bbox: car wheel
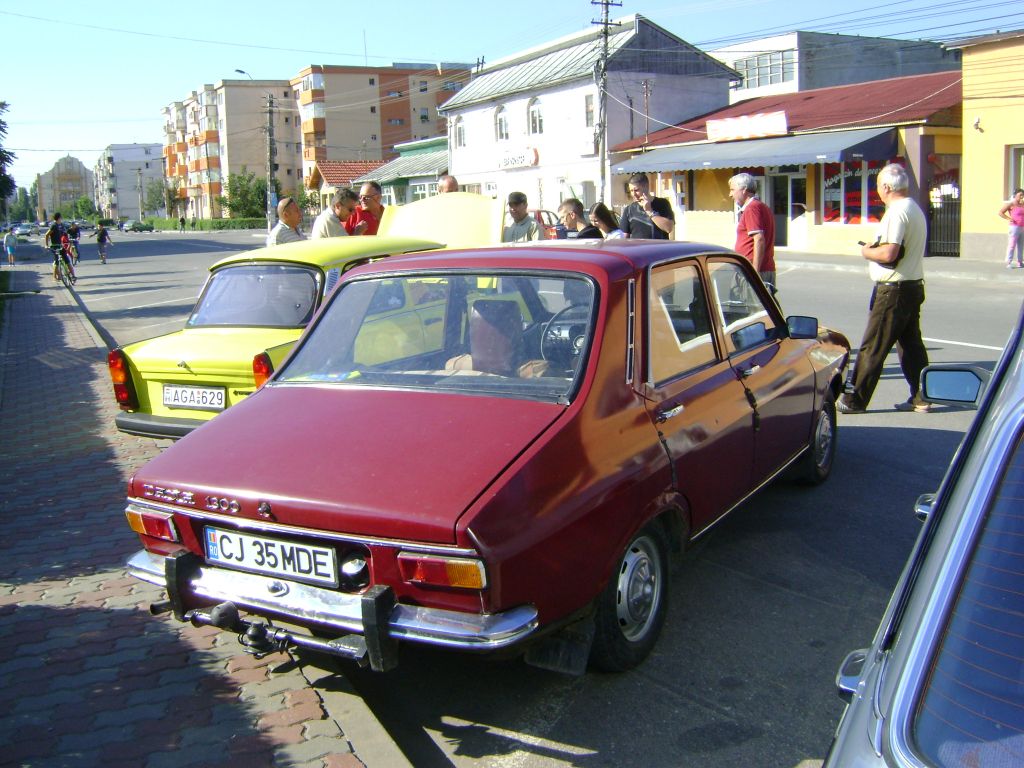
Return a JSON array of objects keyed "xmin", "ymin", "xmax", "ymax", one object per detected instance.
[
  {"xmin": 590, "ymin": 522, "xmax": 669, "ymax": 672},
  {"xmin": 798, "ymin": 397, "xmax": 837, "ymax": 485}
]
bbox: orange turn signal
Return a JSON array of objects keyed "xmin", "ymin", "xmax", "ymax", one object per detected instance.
[
  {"xmin": 125, "ymin": 507, "xmax": 179, "ymax": 542},
  {"xmin": 397, "ymin": 553, "xmax": 486, "ymax": 590}
]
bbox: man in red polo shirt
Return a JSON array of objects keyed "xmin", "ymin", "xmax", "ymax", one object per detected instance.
[
  {"xmin": 729, "ymin": 173, "xmax": 776, "ymax": 292},
  {"xmin": 346, "ymin": 181, "xmax": 385, "ymax": 235}
]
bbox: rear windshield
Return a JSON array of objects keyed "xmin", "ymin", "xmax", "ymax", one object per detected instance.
[
  {"xmin": 914, "ymin": 429, "xmax": 1024, "ymax": 765},
  {"xmin": 276, "ymin": 272, "xmax": 596, "ymax": 404},
  {"xmin": 188, "ymin": 264, "xmax": 321, "ymax": 328}
]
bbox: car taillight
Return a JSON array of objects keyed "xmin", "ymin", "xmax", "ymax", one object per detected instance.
[
  {"xmin": 397, "ymin": 553, "xmax": 487, "ymax": 589},
  {"xmin": 107, "ymin": 348, "xmax": 138, "ymax": 410},
  {"xmin": 253, "ymin": 352, "xmax": 273, "ymax": 388},
  {"xmin": 125, "ymin": 506, "xmax": 179, "ymax": 542}
]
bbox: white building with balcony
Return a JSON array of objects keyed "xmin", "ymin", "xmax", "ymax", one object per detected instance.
[
  {"xmin": 94, "ymin": 143, "xmax": 163, "ymax": 221},
  {"xmin": 439, "ymin": 14, "xmax": 737, "ymax": 214}
]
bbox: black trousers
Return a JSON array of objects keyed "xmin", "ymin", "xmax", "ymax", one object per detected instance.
[{"xmin": 847, "ymin": 281, "xmax": 928, "ymax": 408}]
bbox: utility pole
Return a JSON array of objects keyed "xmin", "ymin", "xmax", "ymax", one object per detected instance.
[
  {"xmin": 265, "ymin": 93, "xmax": 276, "ymax": 233},
  {"xmin": 592, "ymin": 0, "xmax": 621, "ymax": 203},
  {"xmin": 137, "ymin": 168, "xmax": 143, "ymax": 219},
  {"xmin": 642, "ymin": 79, "xmax": 650, "ymax": 145}
]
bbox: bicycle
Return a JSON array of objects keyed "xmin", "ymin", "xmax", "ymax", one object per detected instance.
[
  {"xmin": 51, "ymin": 245, "xmax": 77, "ymax": 288},
  {"xmin": 69, "ymin": 237, "xmax": 81, "ymax": 265}
]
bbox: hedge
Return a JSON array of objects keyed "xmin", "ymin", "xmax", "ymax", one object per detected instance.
[{"xmin": 146, "ymin": 217, "xmax": 268, "ymax": 231}]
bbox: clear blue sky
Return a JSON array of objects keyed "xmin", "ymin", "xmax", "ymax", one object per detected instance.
[{"xmin": 2, "ymin": 0, "xmax": 1011, "ymax": 189}]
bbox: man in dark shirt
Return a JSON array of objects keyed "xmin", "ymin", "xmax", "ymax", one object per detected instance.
[
  {"xmin": 620, "ymin": 173, "xmax": 674, "ymax": 239},
  {"xmin": 558, "ymin": 198, "xmax": 602, "ymax": 239}
]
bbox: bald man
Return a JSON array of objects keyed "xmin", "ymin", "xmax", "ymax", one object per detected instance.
[
  {"xmin": 266, "ymin": 197, "xmax": 306, "ymax": 246},
  {"xmin": 438, "ymin": 175, "xmax": 459, "ymax": 193}
]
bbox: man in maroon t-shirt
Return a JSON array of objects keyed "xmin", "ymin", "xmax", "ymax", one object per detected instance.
[
  {"xmin": 345, "ymin": 181, "xmax": 385, "ymax": 235},
  {"xmin": 729, "ymin": 173, "xmax": 776, "ymax": 292}
]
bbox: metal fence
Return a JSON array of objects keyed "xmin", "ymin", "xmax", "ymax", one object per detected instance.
[{"xmin": 928, "ymin": 196, "xmax": 961, "ymax": 258}]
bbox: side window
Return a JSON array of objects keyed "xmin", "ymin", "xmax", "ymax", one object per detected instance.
[
  {"xmin": 648, "ymin": 263, "xmax": 717, "ymax": 384},
  {"xmin": 366, "ymin": 280, "xmax": 406, "ymax": 315},
  {"xmin": 708, "ymin": 261, "xmax": 776, "ymax": 354}
]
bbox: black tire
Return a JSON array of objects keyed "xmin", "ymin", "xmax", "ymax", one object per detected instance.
[
  {"xmin": 798, "ymin": 397, "xmax": 837, "ymax": 485},
  {"xmin": 58, "ymin": 259, "xmax": 71, "ymax": 289},
  {"xmin": 590, "ymin": 521, "xmax": 669, "ymax": 672}
]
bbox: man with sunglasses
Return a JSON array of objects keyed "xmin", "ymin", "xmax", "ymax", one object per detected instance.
[
  {"xmin": 311, "ymin": 189, "xmax": 358, "ymax": 239},
  {"xmin": 346, "ymin": 181, "xmax": 385, "ymax": 236}
]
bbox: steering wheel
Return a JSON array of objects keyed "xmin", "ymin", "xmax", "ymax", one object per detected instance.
[{"xmin": 541, "ymin": 305, "xmax": 590, "ymax": 366}]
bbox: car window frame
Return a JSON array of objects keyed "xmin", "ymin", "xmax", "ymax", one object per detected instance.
[
  {"xmin": 704, "ymin": 258, "xmax": 781, "ymax": 357},
  {"xmin": 645, "ymin": 257, "xmax": 722, "ymax": 387}
]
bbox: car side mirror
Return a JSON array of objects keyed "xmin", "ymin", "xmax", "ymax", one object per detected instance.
[
  {"xmin": 920, "ymin": 365, "xmax": 990, "ymax": 409},
  {"xmin": 786, "ymin": 315, "xmax": 818, "ymax": 340}
]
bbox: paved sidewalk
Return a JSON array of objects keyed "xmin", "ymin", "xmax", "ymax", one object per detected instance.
[{"xmin": 0, "ymin": 263, "xmax": 365, "ymax": 768}]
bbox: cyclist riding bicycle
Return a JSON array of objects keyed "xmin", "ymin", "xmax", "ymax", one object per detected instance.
[
  {"xmin": 67, "ymin": 221, "xmax": 81, "ymax": 265},
  {"xmin": 45, "ymin": 213, "xmax": 75, "ymax": 283}
]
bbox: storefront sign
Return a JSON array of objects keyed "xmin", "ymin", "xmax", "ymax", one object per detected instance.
[
  {"xmin": 498, "ymin": 147, "xmax": 539, "ymax": 170},
  {"xmin": 706, "ymin": 111, "xmax": 788, "ymax": 142}
]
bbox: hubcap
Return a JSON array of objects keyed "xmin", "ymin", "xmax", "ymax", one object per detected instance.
[
  {"xmin": 814, "ymin": 408, "xmax": 834, "ymax": 470},
  {"xmin": 615, "ymin": 535, "xmax": 662, "ymax": 641}
]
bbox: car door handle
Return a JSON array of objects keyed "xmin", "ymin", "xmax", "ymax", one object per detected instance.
[
  {"xmin": 656, "ymin": 404, "xmax": 685, "ymax": 423},
  {"xmin": 741, "ymin": 365, "xmax": 761, "ymax": 378}
]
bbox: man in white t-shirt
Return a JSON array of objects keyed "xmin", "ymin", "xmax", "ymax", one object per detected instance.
[
  {"xmin": 310, "ymin": 190, "xmax": 357, "ymax": 239},
  {"xmin": 838, "ymin": 163, "xmax": 929, "ymax": 415}
]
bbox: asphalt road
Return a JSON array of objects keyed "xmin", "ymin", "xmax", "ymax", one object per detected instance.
[{"xmin": 49, "ymin": 230, "xmax": 1024, "ymax": 767}]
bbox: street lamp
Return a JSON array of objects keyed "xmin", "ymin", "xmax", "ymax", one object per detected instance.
[{"xmin": 236, "ymin": 68, "xmax": 275, "ymax": 234}]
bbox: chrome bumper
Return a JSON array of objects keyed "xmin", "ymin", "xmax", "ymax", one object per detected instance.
[{"xmin": 127, "ymin": 549, "xmax": 538, "ymax": 651}]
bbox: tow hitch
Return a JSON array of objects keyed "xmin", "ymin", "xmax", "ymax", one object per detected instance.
[{"xmin": 149, "ymin": 550, "xmax": 399, "ymax": 671}]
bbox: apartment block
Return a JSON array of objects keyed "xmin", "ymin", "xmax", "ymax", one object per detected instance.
[
  {"xmin": 37, "ymin": 156, "xmax": 94, "ymax": 221},
  {"xmin": 291, "ymin": 63, "xmax": 471, "ymax": 184},
  {"xmin": 163, "ymin": 80, "xmax": 301, "ymax": 220},
  {"xmin": 94, "ymin": 143, "xmax": 163, "ymax": 220}
]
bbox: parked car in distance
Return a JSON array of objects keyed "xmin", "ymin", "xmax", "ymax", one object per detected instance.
[
  {"xmin": 531, "ymin": 209, "xmax": 567, "ymax": 239},
  {"xmin": 825, "ymin": 303, "xmax": 1024, "ymax": 766},
  {"xmin": 123, "ymin": 220, "xmax": 154, "ymax": 232},
  {"xmin": 124, "ymin": 239, "xmax": 850, "ymax": 674},
  {"xmin": 13, "ymin": 223, "xmax": 35, "ymax": 236}
]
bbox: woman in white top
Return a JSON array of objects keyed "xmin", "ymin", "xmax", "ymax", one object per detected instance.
[{"xmin": 589, "ymin": 202, "xmax": 625, "ymax": 239}]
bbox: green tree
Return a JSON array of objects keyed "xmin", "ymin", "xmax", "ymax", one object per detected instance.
[
  {"xmin": 0, "ymin": 102, "xmax": 16, "ymax": 219},
  {"xmin": 9, "ymin": 187, "xmax": 31, "ymax": 221},
  {"xmin": 73, "ymin": 196, "xmax": 96, "ymax": 219},
  {"xmin": 216, "ymin": 168, "xmax": 280, "ymax": 219},
  {"xmin": 293, "ymin": 185, "xmax": 318, "ymax": 216},
  {"xmin": 144, "ymin": 179, "xmax": 166, "ymax": 216}
]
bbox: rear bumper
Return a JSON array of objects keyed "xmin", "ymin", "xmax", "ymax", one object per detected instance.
[
  {"xmin": 127, "ymin": 549, "xmax": 539, "ymax": 651},
  {"xmin": 115, "ymin": 411, "xmax": 204, "ymax": 440}
]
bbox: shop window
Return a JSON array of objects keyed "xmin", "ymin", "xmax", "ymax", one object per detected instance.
[{"xmin": 823, "ymin": 161, "xmax": 883, "ymax": 224}]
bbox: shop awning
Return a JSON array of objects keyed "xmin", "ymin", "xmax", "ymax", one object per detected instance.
[
  {"xmin": 613, "ymin": 127, "xmax": 897, "ymax": 174},
  {"xmin": 354, "ymin": 149, "xmax": 448, "ymax": 185}
]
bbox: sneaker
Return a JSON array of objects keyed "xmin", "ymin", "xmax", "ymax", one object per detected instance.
[
  {"xmin": 894, "ymin": 398, "xmax": 931, "ymax": 413},
  {"xmin": 837, "ymin": 398, "xmax": 866, "ymax": 415}
]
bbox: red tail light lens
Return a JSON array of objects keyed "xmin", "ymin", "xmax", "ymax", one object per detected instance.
[
  {"xmin": 125, "ymin": 506, "xmax": 179, "ymax": 542},
  {"xmin": 253, "ymin": 352, "xmax": 273, "ymax": 388},
  {"xmin": 107, "ymin": 348, "xmax": 138, "ymax": 410},
  {"xmin": 397, "ymin": 553, "xmax": 486, "ymax": 590}
]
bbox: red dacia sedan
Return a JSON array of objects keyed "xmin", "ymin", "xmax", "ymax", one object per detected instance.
[{"xmin": 124, "ymin": 240, "xmax": 850, "ymax": 674}]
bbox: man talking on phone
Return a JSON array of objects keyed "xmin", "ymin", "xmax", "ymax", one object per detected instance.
[
  {"xmin": 838, "ymin": 163, "xmax": 929, "ymax": 415},
  {"xmin": 621, "ymin": 173, "xmax": 674, "ymax": 239}
]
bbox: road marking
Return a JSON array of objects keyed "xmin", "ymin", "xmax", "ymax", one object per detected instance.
[
  {"xmin": 924, "ymin": 336, "xmax": 1003, "ymax": 352},
  {"xmin": 83, "ymin": 288, "xmax": 166, "ymax": 303},
  {"xmin": 124, "ymin": 296, "xmax": 196, "ymax": 311}
]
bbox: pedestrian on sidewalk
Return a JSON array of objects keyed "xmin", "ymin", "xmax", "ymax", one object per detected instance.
[
  {"xmin": 838, "ymin": 163, "xmax": 930, "ymax": 415},
  {"xmin": 178, "ymin": 215, "xmax": 186, "ymax": 233},
  {"xmin": 3, "ymin": 227, "xmax": 16, "ymax": 266},
  {"xmin": 999, "ymin": 188, "xmax": 1024, "ymax": 269},
  {"xmin": 729, "ymin": 173, "xmax": 777, "ymax": 293}
]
